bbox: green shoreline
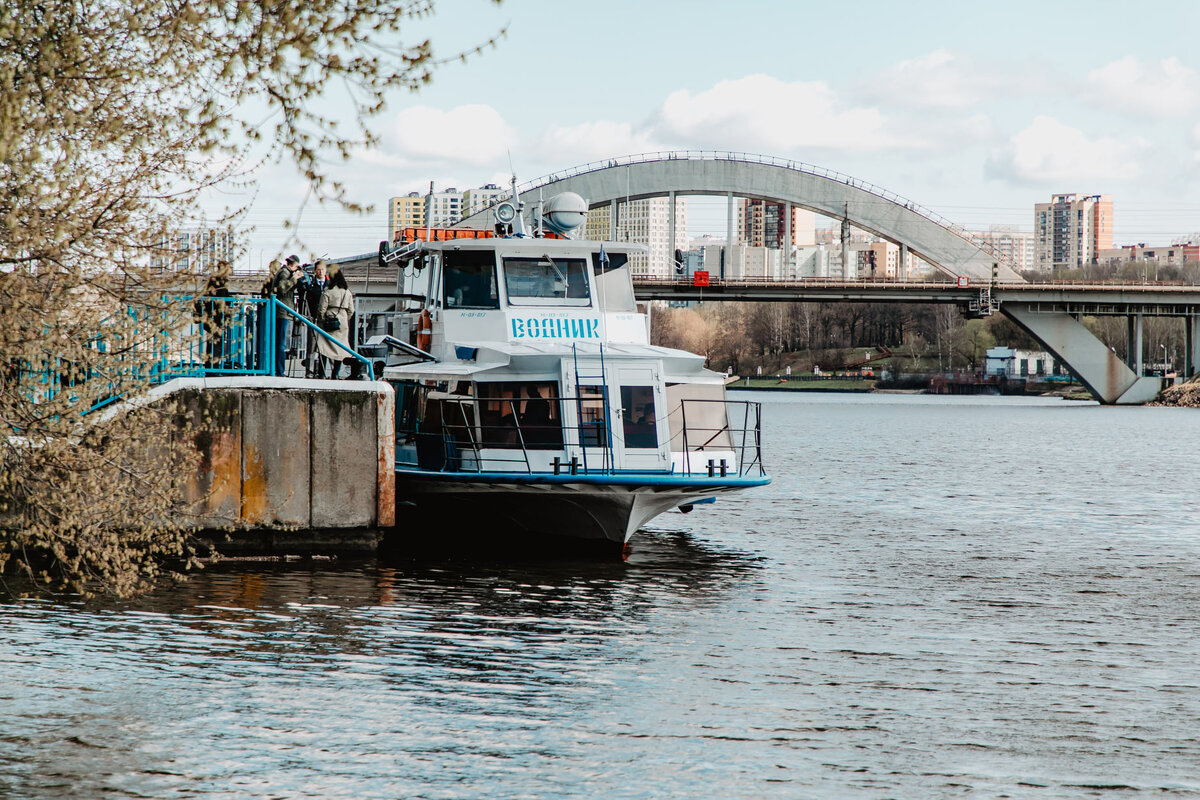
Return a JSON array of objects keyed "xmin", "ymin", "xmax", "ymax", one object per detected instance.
[{"xmin": 727, "ymin": 379, "xmax": 876, "ymax": 393}]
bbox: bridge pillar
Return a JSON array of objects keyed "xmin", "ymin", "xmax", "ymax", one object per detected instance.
[
  {"xmin": 840, "ymin": 204, "xmax": 850, "ymax": 280},
  {"xmin": 1125, "ymin": 315, "xmax": 1136, "ymax": 370},
  {"xmin": 900, "ymin": 243, "xmax": 909, "ymax": 281},
  {"xmin": 1187, "ymin": 315, "xmax": 1200, "ymax": 377},
  {"xmin": 726, "ymin": 192, "xmax": 734, "ymax": 280},
  {"xmin": 668, "ymin": 190, "xmax": 676, "ymax": 275},
  {"xmin": 609, "ymin": 199, "xmax": 617, "ymax": 241},
  {"xmin": 1134, "ymin": 313, "xmax": 1145, "ymax": 375},
  {"xmin": 1004, "ymin": 305, "xmax": 1161, "ymax": 405},
  {"xmin": 784, "ymin": 201, "xmax": 791, "ymax": 278}
]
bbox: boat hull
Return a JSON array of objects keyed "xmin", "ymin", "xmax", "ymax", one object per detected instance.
[{"xmin": 390, "ymin": 468, "xmax": 769, "ymax": 554}]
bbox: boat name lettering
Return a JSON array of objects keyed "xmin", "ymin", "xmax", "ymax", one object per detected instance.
[{"xmin": 511, "ymin": 317, "xmax": 600, "ymax": 339}]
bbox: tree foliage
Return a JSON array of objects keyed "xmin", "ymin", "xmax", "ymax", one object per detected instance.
[
  {"xmin": 651, "ymin": 301, "xmax": 1039, "ymax": 374},
  {"xmin": 0, "ymin": 1, "xmax": 498, "ymax": 596}
]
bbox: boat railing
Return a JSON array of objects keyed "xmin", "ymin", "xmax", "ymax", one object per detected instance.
[
  {"xmin": 672, "ymin": 398, "xmax": 766, "ymax": 478},
  {"xmin": 399, "ymin": 394, "xmax": 765, "ymax": 478}
]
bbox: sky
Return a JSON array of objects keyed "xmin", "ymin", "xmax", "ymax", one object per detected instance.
[{"xmin": 227, "ymin": 0, "xmax": 1200, "ymax": 267}]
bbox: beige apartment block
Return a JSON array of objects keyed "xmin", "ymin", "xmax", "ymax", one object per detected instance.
[
  {"xmin": 387, "ymin": 193, "xmax": 426, "ymax": 240},
  {"xmin": 1034, "ymin": 193, "xmax": 1113, "ymax": 272}
]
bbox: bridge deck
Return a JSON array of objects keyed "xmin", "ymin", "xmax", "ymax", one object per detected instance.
[{"xmin": 631, "ymin": 277, "xmax": 1200, "ymax": 315}]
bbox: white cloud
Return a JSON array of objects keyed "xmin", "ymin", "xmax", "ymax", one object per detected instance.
[
  {"xmin": 1087, "ymin": 57, "xmax": 1200, "ymax": 117},
  {"xmin": 534, "ymin": 121, "xmax": 661, "ymax": 165},
  {"xmin": 651, "ymin": 74, "xmax": 914, "ymax": 152},
  {"xmin": 986, "ymin": 116, "xmax": 1145, "ymax": 184},
  {"xmin": 867, "ymin": 50, "xmax": 994, "ymax": 111},
  {"xmin": 386, "ymin": 104, "xmax": 515, "ymax": 165}
]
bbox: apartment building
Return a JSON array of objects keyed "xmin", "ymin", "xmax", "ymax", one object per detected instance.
[
  {"xmin": 1033, "ymin": 193, "xmax": 1114, "ymax": 272},
  {"xmin": 150, "ymin": 226, "xmax": 236, "ymax": 273},
  {"xmin": 584, "ymin": 197, "xmax": 689, "ymax": 276},
  {"xmin": 737, "ymin": 199, "xmax": 816, "ymax": 249},
  {"xmin": 968, "ymin": 225, "xmax": 1034, "ymax": 273},
  {"xmin": 387, "ymin": 193, "xmax": 425, "ymax": 239},
  {"xmin": 462, "ymin": 183, "xmax": 506, "ymax": 218}
]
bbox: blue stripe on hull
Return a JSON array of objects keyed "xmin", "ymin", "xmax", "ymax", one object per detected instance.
[{"xmin": 394, "ymin": 466, "xmax": 770, "ymax": 490}]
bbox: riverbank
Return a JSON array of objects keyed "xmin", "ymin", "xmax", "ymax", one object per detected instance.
[
  {"xmin": 1150, "ymin": 378, "xmax": 1200, "ymax": 407},
  {"xmin": 729, "ymin": 377, "xmax": 875, "ymax": 392},
  {"xmin": 728, "ymin": 376, "xmax": 1094, "ymax": 400}
]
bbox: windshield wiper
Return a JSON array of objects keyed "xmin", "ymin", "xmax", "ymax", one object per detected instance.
[{"xmin": 543, "ymin": 254, "xmax": 566, "ymax": 283}]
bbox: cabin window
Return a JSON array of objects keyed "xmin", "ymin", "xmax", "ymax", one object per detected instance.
[
  {"xmin": 503, "ymin": 257, "xmax": 591, "ymax": 306},
  {"xmin": 591, "ymin": 252, "xmax": 636, "ymax": 312},
  {"xmin": 443, "ymin": 250, "xmax": 499, "ymax": 309},
  {"xmin": 621, "ymin": 385, "xmax": 658, "ymax": 448},
  {"xmin": 476, "ymin": 381, "xmax": 563, "ymax": 450},
  {"xmin": 591, "ymin": 251, "xmax": 629, "ymax": 272}
]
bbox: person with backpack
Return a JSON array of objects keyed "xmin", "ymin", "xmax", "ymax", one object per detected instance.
[{"xmin": 315, "ymin": 266, "xmax": 355, "ymax": 378}]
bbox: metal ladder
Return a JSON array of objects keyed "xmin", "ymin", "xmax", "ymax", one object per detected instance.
[{"xmin": 571, "ymin": 342, "xmax": 614, "ymax": 474}]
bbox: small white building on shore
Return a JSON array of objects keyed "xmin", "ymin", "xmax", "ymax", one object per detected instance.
[{"xmin": 985, "ymin": 347, "xmax": 1066, "ymax": 378}]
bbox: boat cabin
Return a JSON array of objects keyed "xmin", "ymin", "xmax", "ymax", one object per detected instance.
[{"xmin": 383, "ymin": 236, "xmax": 759, "ymax": 480}]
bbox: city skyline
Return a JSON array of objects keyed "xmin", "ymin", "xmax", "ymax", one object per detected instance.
[{"xmin": 223, "ymin": 0, "xmax": 1200, "ymax": 266}]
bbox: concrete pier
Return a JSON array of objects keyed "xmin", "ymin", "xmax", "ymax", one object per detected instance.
[{"xmin": 158, "ymin": 378, "xmax": 395, "ymax": 554}]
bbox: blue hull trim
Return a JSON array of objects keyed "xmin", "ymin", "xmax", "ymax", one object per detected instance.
[{"xmin": 393, "ymin": 466, "xmax": 770, "ymax": 489}]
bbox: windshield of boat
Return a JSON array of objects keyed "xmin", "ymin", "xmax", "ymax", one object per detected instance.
[
  {"xmin": 443, "ymin": 250, "xmax": 499, "ymax": 309},
  {"xmin": 590, "ymin": 251, "xmax": 636, "ymax": 312},
  {"xmin": 503, "ymin": 256, "xmax": 591, "ymax": 306}
]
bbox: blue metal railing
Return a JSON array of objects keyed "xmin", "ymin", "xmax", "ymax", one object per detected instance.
[{"xmin": 17, "ymin": 296, "xmax": 371, "ymax": 414}]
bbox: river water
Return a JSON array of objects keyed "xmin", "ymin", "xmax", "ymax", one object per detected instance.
[{"xmin": 3, "ymin": 392, "xmax": 1200, "ymax": 799}]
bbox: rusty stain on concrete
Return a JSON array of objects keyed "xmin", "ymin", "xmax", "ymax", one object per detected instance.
[
  {"xmin": 377, "ymin": 390, "xmax": 396, "ymax": 527},
  {"xmin": 242, "ymin": 444, "xmax": 268, "ymax": 522}
]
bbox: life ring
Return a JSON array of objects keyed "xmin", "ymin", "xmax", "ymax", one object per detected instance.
[{"xmin": 416, "ymin": 308, "xmax": 433, "ymax": 352}]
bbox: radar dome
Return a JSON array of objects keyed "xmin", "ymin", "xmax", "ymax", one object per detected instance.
[{"xmin": 542, "ymin": 192, "xmax": 588, "ymax": 236}]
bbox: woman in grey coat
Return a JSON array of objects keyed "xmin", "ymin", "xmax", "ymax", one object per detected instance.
[{"xmin": 316, "ymin": 267, "xmax": 355, "ymax": 378}]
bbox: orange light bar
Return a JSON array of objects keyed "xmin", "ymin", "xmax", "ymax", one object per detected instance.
[
  {"xmin": 393, "ymin": 227, "xmax": 567, "ymax": 243},
  {"xmin": 397, "ymin": 227, "xmax": 493, "ymax": 242}
]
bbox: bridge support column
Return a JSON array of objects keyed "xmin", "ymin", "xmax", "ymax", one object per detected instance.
[
  {"xmin": 726, "ymin": 192, "xmax": 734, "ymax": 280},
  {"xmin": 1134, "ymin": 313, "xmax": 1145, "ymax": 375},
  {"xmin": 668, "ymin": 190, "xmax": 676, "ymax": 276},
  {"xmin": 609, "ymin": 199, "xmax": 617, "ymax": 241},
  {"xmin": 1005, "ymin": 305, "xmax": 1161, "ymax": 404},
  {"xmin": 900, "ymin": 243, "xmax": 908, "ymax": 281},
  {"xmin": 784, "ymin": 202, "xmax": 792, "ymax": 278},
  {"xmin": 840, "ymin": 204, "xmax": 850, "ymax": 280},
  {"xmin": 1187, "ymin": 315, "xmax": 1200, "ymax": 377}
]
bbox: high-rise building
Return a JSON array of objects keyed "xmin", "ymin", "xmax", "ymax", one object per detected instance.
[
  {"xmin": 462, "ymin": 183, "xmax": 506, "ymax": 218},
  {"xmin": 387, "ymin": 193, "xmax": 425, "ymax": 239},
  {"xmin": 151, "ymin": 226, "xmax": 235, "ymax": 273},
  {"xmin": 968, "ymin": 225, "xmax": 1035, "ymax": 274},
  {"xmin": 584, "ymin": 197, "xmax": 688, "ymax": 276},
  {"xmin": 737, "ymin": 200, "xmax": 816, "ymax": 248},
  {"xmin": 428, "ymin": 188, "xmax": 463, "ymax": 228},
  {"xmin": 1033, "ymin": 193, "xmax": 1114, "ymax": 272}
]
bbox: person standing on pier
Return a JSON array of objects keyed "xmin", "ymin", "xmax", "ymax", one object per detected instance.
[
  {"xmin": 303, "ymin": 259, "xmax": 331, "ymax": 377},
  {"xmin": 316, "ymin": 266, "xmax": 355, "ymax": 378},
  {"xmin": 268, "ymin": 254, "xmax": 307, "ymax": 377}
]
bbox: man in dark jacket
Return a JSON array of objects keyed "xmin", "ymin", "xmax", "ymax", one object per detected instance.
[
  {"xmin": 303, "ymin": 260, "xmax": 331, "ymax": 377},
  {"xmin": 268, "ymin": 254, "xmax": 307, "ymax": 376}
]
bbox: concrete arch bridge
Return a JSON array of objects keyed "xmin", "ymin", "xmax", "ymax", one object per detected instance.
[
  {"xmin": 452, "ymin": 152, "xmax": 1200, "ymax": 404},
  {"xmin": 458, "ymin": 150, "xmax": 1023, "ymax": 283}
]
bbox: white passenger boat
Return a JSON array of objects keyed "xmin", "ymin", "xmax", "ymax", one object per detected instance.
[{"xmin": 372, "ymin": 190, "xmax": 768, "ymax": 557}]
